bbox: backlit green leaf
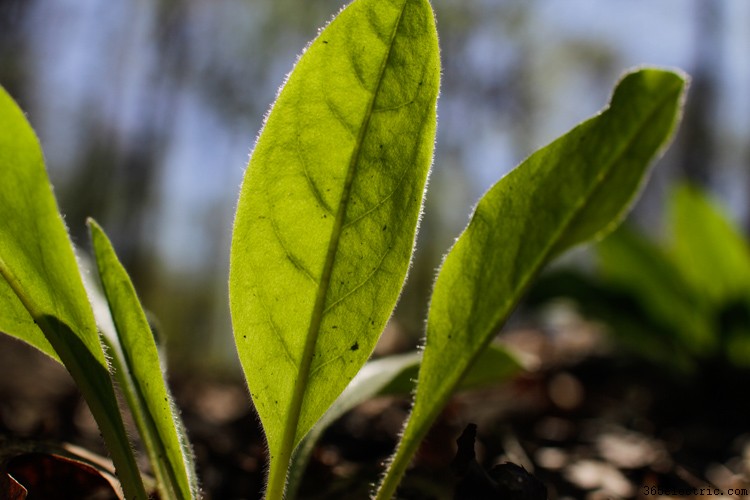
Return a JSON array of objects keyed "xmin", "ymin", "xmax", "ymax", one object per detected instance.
[
  {"xmin": 89, "ymin": 219, "xmax": 198, "ymax": 500},
  {"xmin": 0, "ymin": 86, "xmax": 147, "ymax": 499},
  {"xmin": 376, "ymin": 69, "xmax": 687, "ymax": 498},
  {"xmin": 228, "ymin": 0, "xmax": 439, "ymax": 496}
]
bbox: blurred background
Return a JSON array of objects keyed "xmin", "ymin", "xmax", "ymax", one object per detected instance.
[{"xmin": 1, "ymin": 0, "xmax": 749, "ymax": 375}]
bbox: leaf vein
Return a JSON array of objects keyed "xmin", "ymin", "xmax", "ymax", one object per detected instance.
[
  {"xmin": 269, "ymin": 216, "xmax": 318, "ymax": 284},
  {"xmin": 280, "ymin": 0, "xmax": 410, "ymax": 458},
  {"xmin": 296, "ymin": 134, "xmax": 335, "ymax": 215},
  {"xmin": 344, "ymin": 162, "xmax": 409, "ymax": 229},
  {"xmin": 324, "ymin": 244, "xmax": 392, "ymax": 315},
  {"xmin": 324, "ymin": 94, "xmax": 357, "ymax": 136},
  {"xmin": 252, "ymin": 281, "xmax": 297, "ymax": 365}
]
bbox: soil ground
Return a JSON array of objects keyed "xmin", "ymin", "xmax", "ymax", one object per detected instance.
[{"xmin": 2, "ymin": 316, "xmax": 750, "ymax": 500}]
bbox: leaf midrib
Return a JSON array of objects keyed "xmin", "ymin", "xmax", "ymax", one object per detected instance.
[{"xmin": 280, "ymin": 0, "xmax": 410, "ymax": 452}]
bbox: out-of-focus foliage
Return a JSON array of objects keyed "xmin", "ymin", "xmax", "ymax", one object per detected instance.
[{"xmin": 529, "ymin": 184, "xmax": 750, "ymax": 371}]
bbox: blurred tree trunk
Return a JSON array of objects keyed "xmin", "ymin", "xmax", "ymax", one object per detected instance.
[
  {"xmin": 677, "ymin": 0, "xmax": 721, "ymax": 187},
  {"xmin": 0, "ymin": 0, "xmax": 34, "ymax": 104}
]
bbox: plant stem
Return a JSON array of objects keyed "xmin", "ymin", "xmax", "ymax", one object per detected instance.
[{"xmin": 372, "ymin": 406, "xmax": 434, "ymax": 500}]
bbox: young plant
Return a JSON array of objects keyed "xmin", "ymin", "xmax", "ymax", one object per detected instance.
[
  {"xmin": 0, "ymin": 0, "xmax": 686, "ymax": 499},
  {"xmin": 228, "ymin": 0, "xmax": 686, "ymax": 498}
]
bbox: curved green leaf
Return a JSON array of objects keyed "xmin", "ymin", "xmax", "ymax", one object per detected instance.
[
  {"xmin": 287, "ymin": 344, "xmax": 521, "ymax": 498},
  {"xmin": 0, "ymin": 87, "xmax": 147, "ymax": 499},
  {"xmin": 375, "ymin": 68, "xmax": 687, "ymax": 498},
  {"xmin": 229, "ymin": 0, "xmax": 439, "ymax": 496},
  {"xmin": 89, "ymin": 219, "xmax": 198, "ymax": 500}
]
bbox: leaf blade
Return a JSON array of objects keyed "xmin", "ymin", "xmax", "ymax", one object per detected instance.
[
  {"xmin": 0, "ymin": 86, "xmax": 147, "ymax": 500},
  {"xmin": 376, "ymin": 68, "xmax": 687, "ymax": 499},
  {"xmin": 89, "ymin": 219, "xmax": 198, "ymax": 500},
  {"xmin": 229, "ymin": 0, "xmax": 439, "ymax": 495},
  {"xmin": 0, "ymin": 84, "xmax": 100, "ymax": 362}
]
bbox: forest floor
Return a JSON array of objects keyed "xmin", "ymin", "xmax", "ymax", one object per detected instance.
[{"xmin": 2, "ymin": 312, "xmax": 750, "ymax": 500}]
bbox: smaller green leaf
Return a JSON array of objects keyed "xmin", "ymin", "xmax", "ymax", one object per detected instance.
[
  {"xmin": 286, "ymin": 344, "xmax": 521, "ymax": 499},
  {"xmin": 375, "ymin": 68, "xmax": 687, "ymax": 499},
  {"xmin": 669, "ymin": 184, "xmax": 750, "ymax": 305},
  {"xmin": 88, "ymin": 219, "xmax": 198, "ymax": 500}
]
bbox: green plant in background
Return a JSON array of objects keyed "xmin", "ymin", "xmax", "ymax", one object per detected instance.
[
  {"xmin": 530, "ymin": 184, "xmax": 750, "ymax": 372},
  {"xmin": 0, "ymin": 0, "xmax": 686, "ymax": 498}
]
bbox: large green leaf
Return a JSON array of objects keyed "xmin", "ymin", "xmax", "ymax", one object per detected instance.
[
  {"xmin": 88, "ymin": 219, "xmax": 198, "ymax": 500},
  {"xmin": 228, "ymin": 0, "xmax": 439, "ymax": 496},
  {"xmin": 0, "ymin": 86, "xmax": 147, "ymax": 499},
  {"xmin": 375, "ymin": 68, "xmax": 687, "ymax": 498}
]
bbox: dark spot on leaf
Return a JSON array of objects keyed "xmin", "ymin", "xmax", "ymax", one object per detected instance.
[
  {"xmin": 323, "ymin": 40, "xmax": 328, "ymax": 44},
  {"xmin": 332, "ymin": 325, "xmax": 338, "ymax": 329},
  {"xmin": 350, "ymin": 342, "xmax": 359, "ymax": 351},
  {"xmin": 382, "ymin": 224, "xmax": 387, "ymax": 231}
]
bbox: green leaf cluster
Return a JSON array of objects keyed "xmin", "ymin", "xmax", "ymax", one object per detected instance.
[
  {"xmin": 0, "ymin": 0, "xmax": 688, "ymax": 498},
  {"xmin": 0, "ymin": 86, "xmax": 196, "ymax": 499}
]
